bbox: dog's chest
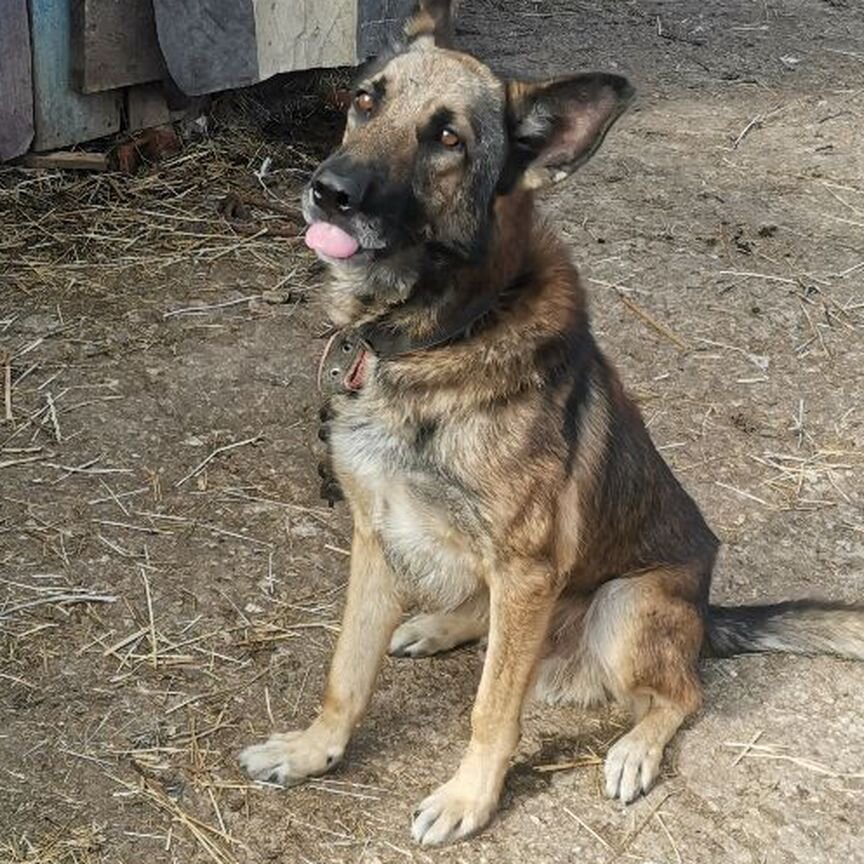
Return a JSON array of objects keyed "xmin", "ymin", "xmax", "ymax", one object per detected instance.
[{"xmin": 330, "ymin": 405, "xmax": 485, "ymax": 607}]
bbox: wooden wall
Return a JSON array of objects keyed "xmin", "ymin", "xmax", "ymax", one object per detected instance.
[
  {"xmin": 254, "ymin": 0, "xmax": 357, "ymax": 79},
  {"xmin": 0, "ymin": 0, "xmax": 35, "ymax": 160},
  {"xmin": 3, "ymin": 0, "xmax": 416, "ymax": 158},
  {"xmin": 29, "ymin": 0, "xmax": 122, "ymax": 151},
  {"xmin": 357, "ymin": 0, "xmax": 416, "ymax": 58},
  {"xmin": 72, "ymin": 0, "xmax": 165, "ymax": 93},
  {"xmin": 152, "ymin": 0, "xmax": 259, "ymax": 96},
  {"xmin": 152, "ymin": 0, "xmax": 357, "ymax": 97}
]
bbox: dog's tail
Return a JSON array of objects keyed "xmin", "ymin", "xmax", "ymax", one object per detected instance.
[{"xmin": 706, "ymin": 600, "xmax": 864, "ymax": 660}]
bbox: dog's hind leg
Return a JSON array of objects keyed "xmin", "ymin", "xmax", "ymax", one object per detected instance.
[
  {"xmin": 582, "ymin": 568, "xmax": 705, "ymax": 804},
  {"xmin": 389, "ymin": 592, "xmax": 489, "ymax": 657}
]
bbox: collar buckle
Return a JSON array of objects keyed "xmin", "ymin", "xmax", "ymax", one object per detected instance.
[{"xmin": 317, "ymin": 330, "xmax": 371, "ymax": 395}]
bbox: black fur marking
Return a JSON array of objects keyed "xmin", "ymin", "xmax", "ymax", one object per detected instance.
[
  {"xmin": 559, "ymin": 331, "xmax": 599, "ymax": 475},
  {"xmin": 418, "ymin": 107, "xmax": 457, "ymax": 144},
  {"xmin": 352, "ymin": 55, "xmax": 394, "ymax": 89},
  {"xmin": 415, "ymin": 420, "xmax": 437, "ymax": 449},
  {"xmin": 589, "ymin": 353, "xmax": 719, "ymax": 576},
  {"xmin": 319, "ymin": 400, "xmax": 335, "ymax": 423},
  {"xmin": 371, "ymin": 76, "xmax": 388, "ymax": 100}
]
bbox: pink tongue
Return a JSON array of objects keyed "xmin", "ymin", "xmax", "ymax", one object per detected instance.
[{"xmin": 305, "ymin": 222, "xmax": 360, "ymax": 259}]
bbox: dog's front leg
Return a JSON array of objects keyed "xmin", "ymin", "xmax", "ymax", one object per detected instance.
[
  {"xmin": 240, "ymin": 525, "xmax": 401, "ymax": 785},
  {"xmin": 411, "ymin": 562, "xmax": 557, "ymax": 846}
]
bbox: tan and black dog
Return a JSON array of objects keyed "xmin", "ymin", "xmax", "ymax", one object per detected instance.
[{"xmin": 241, "ymin": 0, "xmax": 864, "ymax": 846}]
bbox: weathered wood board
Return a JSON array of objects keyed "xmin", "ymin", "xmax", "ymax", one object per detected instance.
[
  {"xmin": 21, "ymin": 150, "xmax": 109, "ymax": 171},
  {"xmin": 357, "ymin": 0, "xmax": 416, "ymax": 58},
  {"xmin": 152, "ymin": 0, "xmax": 259, "ymax": 96},
  {"xmin": 153, "ymin": 0, "xmax": 357, "ymax": 96},
  {"xmin": 0, "ymin": 0, "xmax": 35, "ymax": 161},
  {"xmin": 72, "ymin": 0, "xmax": 165, "ymax": 94},
  {"xmin": 29, "ymin": 0, "xmax": 121, "ymax": 151},
  {"xmin": 254, "ymin": 0, "xmax": 357, "ymax": 79},
  {"xmin": 127, "ymin": 83, "xmax": 171, "ymax": 131}
]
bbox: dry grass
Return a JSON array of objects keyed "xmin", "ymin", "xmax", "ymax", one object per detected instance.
[
  {"xmin": 0, "ymin": 93, "xmax": 326, "ymax": 303},
  {"xmin": 1, "ymin": 822, "xmax": 107, "ymax": 864},
  {"xmin": 0, "ymin": 85, "xmax": 348, "ymax": 862},
  {"xmin": 724, "ymin": 739, "xmax": 864, "ymax": 780}
]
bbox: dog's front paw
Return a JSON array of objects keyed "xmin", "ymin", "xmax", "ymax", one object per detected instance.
[
  {"xmin": 603, "ymin": 731, "xmax": 663, "ymax": 803},
  {"xmin": 239, "ymin": 729, "xmax": 344, "ymax": 786},
  {"xmin": 411, "ymin": 776, "xmax": 498, "ymax": 846}
]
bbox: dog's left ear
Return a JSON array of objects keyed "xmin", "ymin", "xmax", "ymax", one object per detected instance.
[
  {"xmin": 404, "ymin": 0, "xmax": 459, "ymax": 49},
  {"xmin": 503, "ymin": 73, "xmax": 634, "ymax": 190}
]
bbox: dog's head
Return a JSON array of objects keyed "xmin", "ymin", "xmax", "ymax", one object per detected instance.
[{"xmin": 303, "ymin": 0, "xmax": 633, "ymax": 296}]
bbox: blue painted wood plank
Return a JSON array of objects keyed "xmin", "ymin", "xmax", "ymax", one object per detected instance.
[
  {"xmin": 29, "ymin": 0, "xmax": 121, "ymax": 151},
  {"xmin": 0, "ymin": 0, "xmax": 34, "ymax": 160}
]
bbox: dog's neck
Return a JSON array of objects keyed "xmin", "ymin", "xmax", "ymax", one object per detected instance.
[
  {"xmin": 479, "ymin": 186, "xmax": 537, "ymax": 298},
  {"xmin": 363, "ymin": 185, "xmax": 591, "ymax": 410},
  {"xmin": 323, "ymin": 187, "xmax": 539, "ymax": 344}
]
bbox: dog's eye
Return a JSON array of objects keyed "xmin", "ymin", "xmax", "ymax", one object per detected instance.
[
  {"xmin": 354, "ymin": 91, "xmax": 375, "ymax": 114},
  {"xmin": 440, "ymin": 127, "xmax": 461, "ymax": 149}
]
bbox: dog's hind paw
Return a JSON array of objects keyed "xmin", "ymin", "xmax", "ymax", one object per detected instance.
[
  {"xmin": 603, "ymin": 732, "xmax": 663, "ymax": 803},
  {"xmin": 389, "ymin": 612, "xmax": 485, "ymax": 658}
]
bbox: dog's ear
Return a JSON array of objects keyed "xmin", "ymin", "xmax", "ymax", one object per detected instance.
[
  {"xmin": 502, "ymin": 73, "xmax": 634, "ymax": 190},
  {"xmin": 404, "ymin": 0, "xmax": 458, "ymax": 49}
]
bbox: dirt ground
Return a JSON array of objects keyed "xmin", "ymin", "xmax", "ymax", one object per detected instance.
[{"xmin": 2, "ymin": 1, "xmax": 863, "ymax": 862}]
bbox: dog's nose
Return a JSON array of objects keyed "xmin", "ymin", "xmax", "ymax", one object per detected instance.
[{"xmin": 312, "ymin": 166, "xmax": 369, "ymax": 216}]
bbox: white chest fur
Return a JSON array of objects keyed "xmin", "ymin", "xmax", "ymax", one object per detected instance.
[{"xmin": 330, "ymin": 403, "xmax": 485, "ymax": 610}]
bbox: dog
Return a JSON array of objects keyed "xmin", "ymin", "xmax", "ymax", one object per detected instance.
[{"xmin": 240, "ymin": 0, "xmax": 864, "ymax": 846}]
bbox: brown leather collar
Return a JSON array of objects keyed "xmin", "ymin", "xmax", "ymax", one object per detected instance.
[
  {"xmin": 315, "ymin": 265, "xmax": 537, "ymax": 395},
  {"xmin": 356, "ymin": 288, "xmax": 502, "ymax": 359},
  {"xmin": 317, "ymin": 287, "xmax": 503, "ymax": 395}
]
